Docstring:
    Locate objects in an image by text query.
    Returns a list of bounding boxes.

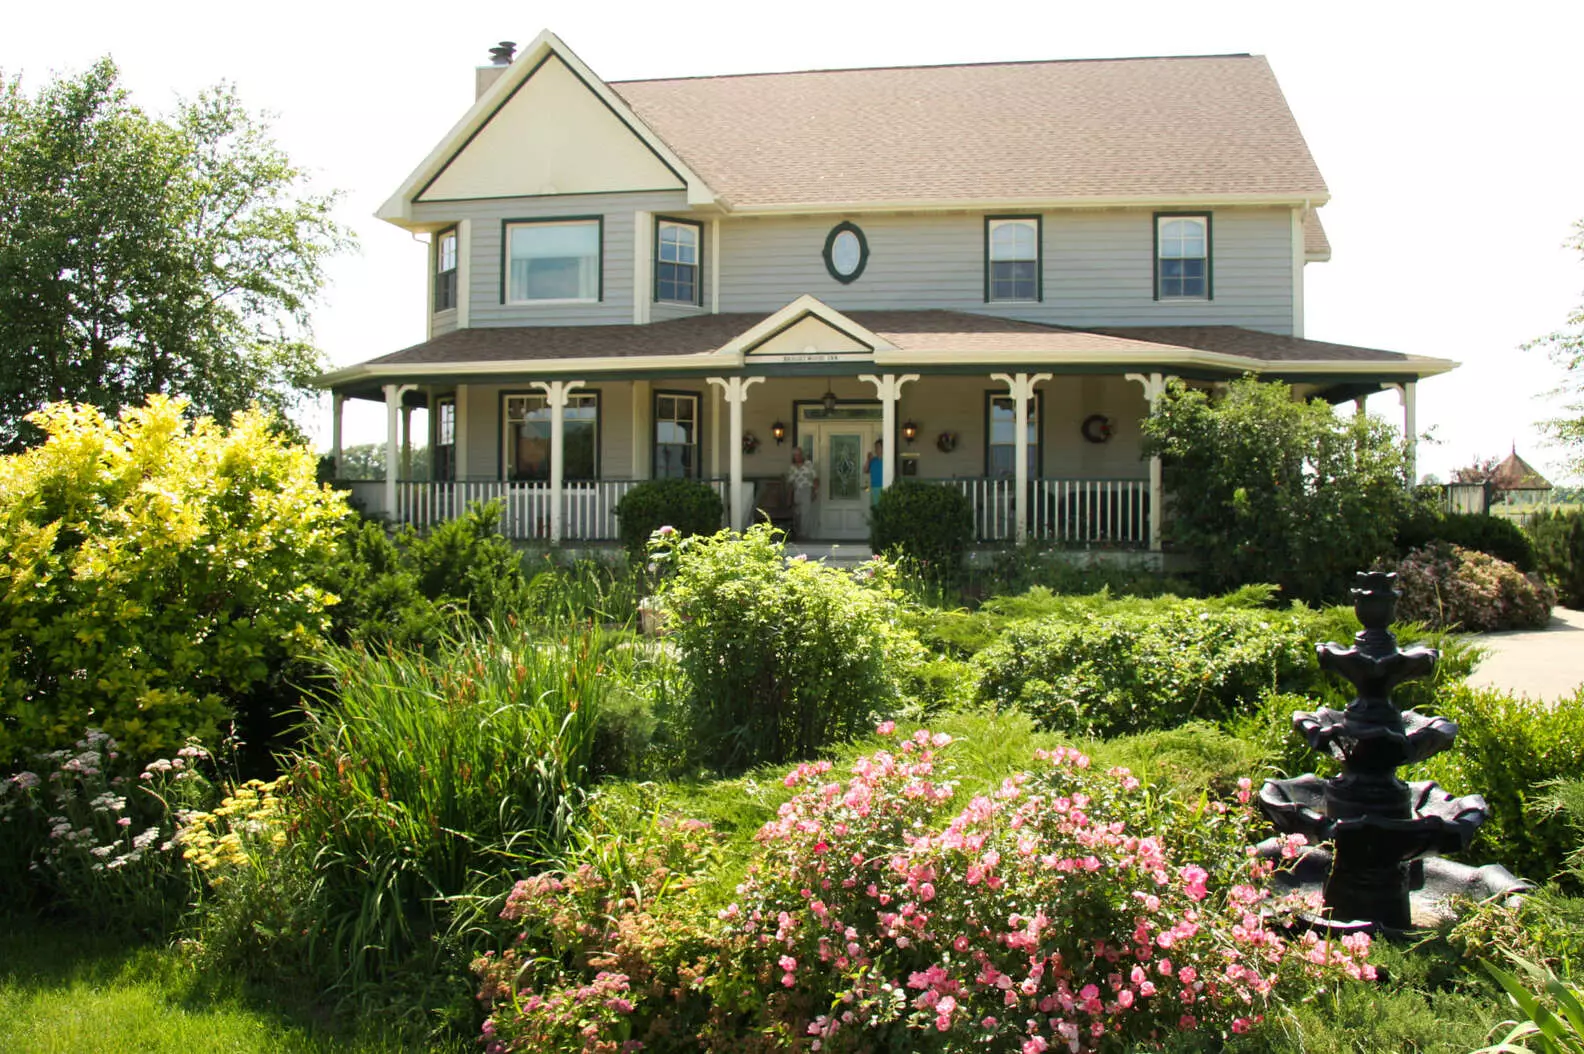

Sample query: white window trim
[654,218,702,306]
[986,216,1042,303]
[1155,214,1211,301]
[504,218,603,305]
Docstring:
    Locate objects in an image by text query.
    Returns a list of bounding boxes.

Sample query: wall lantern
[821,389,839,413]
[901,420,919,444]
[771,420,787,444]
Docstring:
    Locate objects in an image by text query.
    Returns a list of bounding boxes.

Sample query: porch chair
[752,477,797,536]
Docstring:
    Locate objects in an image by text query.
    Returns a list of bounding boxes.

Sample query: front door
[799,420,880,540]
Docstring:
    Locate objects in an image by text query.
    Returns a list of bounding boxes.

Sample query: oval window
[822,222,868,283]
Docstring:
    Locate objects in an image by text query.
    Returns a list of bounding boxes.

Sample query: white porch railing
[931,478,1151,545]
[342,479,732,542]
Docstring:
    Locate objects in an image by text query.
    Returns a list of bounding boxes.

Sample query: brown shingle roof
[1490,450,1552,492]
[362,313,1413,368]
[612,55,1329,209]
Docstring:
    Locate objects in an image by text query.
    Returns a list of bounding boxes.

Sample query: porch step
[785,542,874,567]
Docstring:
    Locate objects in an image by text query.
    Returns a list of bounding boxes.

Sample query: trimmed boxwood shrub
[869,480,975,577]
[1397,510,1535,571]
[613,479,723,558]
[1529,507,1584,607]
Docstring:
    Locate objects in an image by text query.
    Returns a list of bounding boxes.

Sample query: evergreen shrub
[613,479,723,558]
[869,480,975,577]
[1398,509,1536,571]
[1529,507,1584,607]
[653,524,925,772]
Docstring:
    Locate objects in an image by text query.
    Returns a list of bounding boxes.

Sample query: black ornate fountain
[1257,571,1527,932]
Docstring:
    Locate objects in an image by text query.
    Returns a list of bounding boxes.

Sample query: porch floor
[786,542,874,566]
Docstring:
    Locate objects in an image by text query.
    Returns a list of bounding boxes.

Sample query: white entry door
[799,421,880,540]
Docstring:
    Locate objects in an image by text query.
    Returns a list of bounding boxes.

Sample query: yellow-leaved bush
[0,396,351,763]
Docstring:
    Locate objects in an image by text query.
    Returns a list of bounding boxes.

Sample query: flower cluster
[177,778,288,882]
[722,728,1375,1052]
[1394,542,1554,631]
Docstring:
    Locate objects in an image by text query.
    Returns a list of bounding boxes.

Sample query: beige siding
[717,207,1295,334]
[411,190,692,327]
[431,308,458,339]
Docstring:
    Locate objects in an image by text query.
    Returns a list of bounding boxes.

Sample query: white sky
[5,0,1583,483]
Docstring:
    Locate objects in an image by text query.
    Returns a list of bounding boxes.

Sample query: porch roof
[319,310,1455,396]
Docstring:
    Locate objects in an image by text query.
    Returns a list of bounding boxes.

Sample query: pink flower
[876,721,896,735]
[1232,1017,1253,1034]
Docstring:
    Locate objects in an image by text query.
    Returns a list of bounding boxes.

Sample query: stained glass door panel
[828,433,862,500]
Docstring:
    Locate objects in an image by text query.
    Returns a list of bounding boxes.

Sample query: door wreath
[1080,414,1114,444]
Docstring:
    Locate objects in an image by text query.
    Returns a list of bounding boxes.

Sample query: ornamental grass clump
[724,728,1374,1052]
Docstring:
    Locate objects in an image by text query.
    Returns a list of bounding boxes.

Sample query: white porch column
[1126,372,1174,552]
[1390,381,1418,483]
[707,375,765,531]
[991,372,1052,544]
[859,373,920,487]
[531,379,587,543]
[381,383,415,519]
[330,394,345,478]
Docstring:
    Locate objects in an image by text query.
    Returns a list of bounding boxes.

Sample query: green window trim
[983,389,1045,478]
[652,388,702,480]
[653,216,704,307]
[822,221,870,284]
[1153,211,1213,301]
[434,227,458,313]
[497,388,602,481]
[499,215,605,305]
[984,215,1043,303]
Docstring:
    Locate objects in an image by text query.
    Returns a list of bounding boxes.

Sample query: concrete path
[1466,605,1584,702]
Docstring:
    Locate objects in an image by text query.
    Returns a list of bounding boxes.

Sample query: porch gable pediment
[719,295,898,364]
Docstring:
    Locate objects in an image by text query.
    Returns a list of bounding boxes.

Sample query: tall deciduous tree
[1528,219,1584,476]
[1142,377,1415,604]
[0,59,350,450]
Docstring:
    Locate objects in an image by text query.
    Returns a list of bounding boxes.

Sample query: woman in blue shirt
[865,438,884,507]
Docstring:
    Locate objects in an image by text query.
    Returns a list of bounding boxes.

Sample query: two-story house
[319,30,1455,551]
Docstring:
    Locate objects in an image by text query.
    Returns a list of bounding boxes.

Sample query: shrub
[1398,510,1536,571]
[653,524,926,773]
[285,625,608,984]
[722,732,1375,1052]
[1418,684,1584,887]
[614,479,723,558]
[1142,376,1414,604]
[0,397,349,765]
[1393,543,1554,631]
[974,604,1318,737]
[870,481,975,577]
[1530,508,1584,607]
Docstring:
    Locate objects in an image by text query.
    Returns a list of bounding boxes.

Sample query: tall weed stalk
[286,622,606,986]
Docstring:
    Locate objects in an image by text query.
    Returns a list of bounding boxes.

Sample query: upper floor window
[654,391,699,479]
[503,391,599,480]
[434,229,458,312]
[505,218,602,303]
[1155,213,1211,300]
[985,216,1041,302]
[823,221,869,284]
[655,218,701,305]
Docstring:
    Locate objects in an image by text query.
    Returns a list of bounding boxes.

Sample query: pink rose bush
[473,730,1376,1053]
[725,730,1374,1051]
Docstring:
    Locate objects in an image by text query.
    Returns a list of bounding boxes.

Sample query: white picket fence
[933,478,1150,544]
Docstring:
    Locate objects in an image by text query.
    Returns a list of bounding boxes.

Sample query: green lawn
[0,918,460,1054]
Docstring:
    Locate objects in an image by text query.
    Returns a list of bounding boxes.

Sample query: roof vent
[488,41,517,66]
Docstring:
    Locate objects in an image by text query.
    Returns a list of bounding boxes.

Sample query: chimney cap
[488,41,517,66]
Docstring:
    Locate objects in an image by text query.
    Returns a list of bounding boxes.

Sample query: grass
[0,917,463,1054]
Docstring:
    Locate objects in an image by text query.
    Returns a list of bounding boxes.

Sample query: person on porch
[865,438,884,507]
[786,447,819,540]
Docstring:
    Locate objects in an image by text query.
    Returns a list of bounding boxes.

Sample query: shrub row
[1529,507,1584,607]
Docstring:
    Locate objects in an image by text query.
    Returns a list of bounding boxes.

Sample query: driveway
[1465,605,1584,702]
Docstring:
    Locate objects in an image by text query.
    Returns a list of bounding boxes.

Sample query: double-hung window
[503,392,599,480]
[986,393,1041,478]
[655,218,701,305]
[434,229,458,312]
[505,218,602,302]
[1155,213,1211,299]
[986,216,1041,302]
[433,397,456,481]
[653,392,699,479]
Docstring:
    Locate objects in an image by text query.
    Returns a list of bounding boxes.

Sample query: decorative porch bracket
[990,372,1052,544]
[531,379,587,543]
[858,373,920,488]
[382,382,417,519]
[707,375,765,532]
[1387,381,1418,484]
[1125,371,1176,552]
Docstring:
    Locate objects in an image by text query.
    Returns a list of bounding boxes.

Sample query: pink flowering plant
[720,727,1376,1052]
[0,728,214,930]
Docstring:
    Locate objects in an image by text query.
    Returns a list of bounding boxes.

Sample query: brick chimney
[475,41,516,99]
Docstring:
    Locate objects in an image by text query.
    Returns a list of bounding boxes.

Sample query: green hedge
[613,479,723,558]
[1529,507,1584,607]
[1398,510,1535,571]
[869,480,975,576]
